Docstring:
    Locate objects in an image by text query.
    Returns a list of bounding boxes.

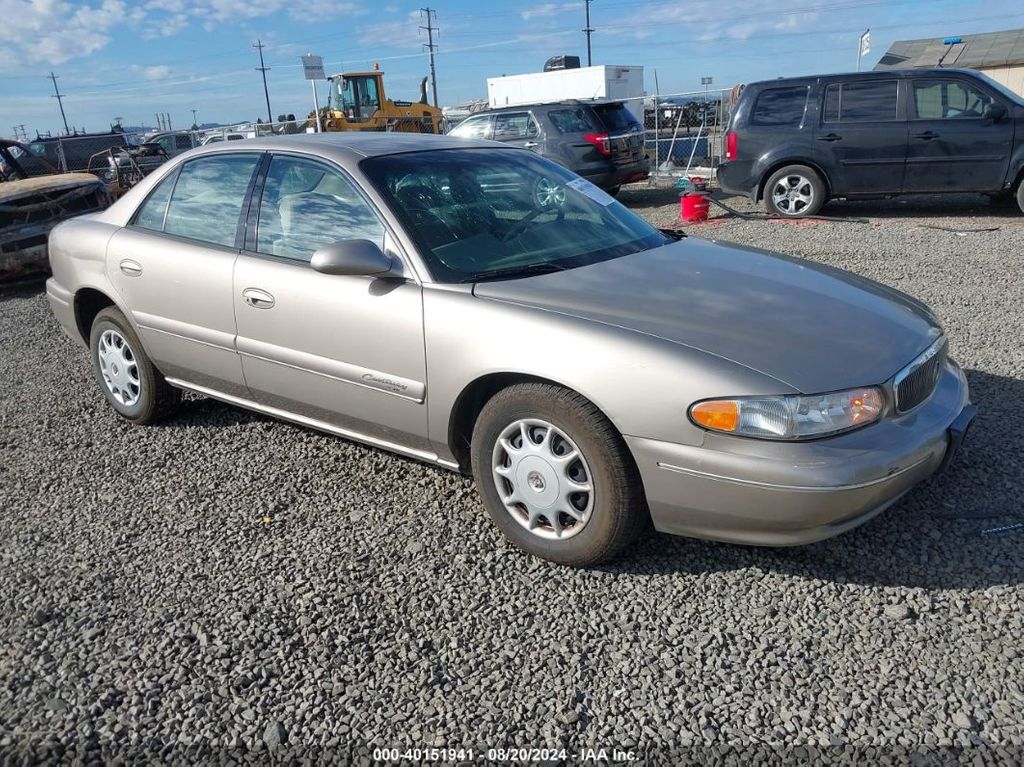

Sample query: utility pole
[583,0,594,66]
[419,8,439,107]
[49,72,70,135]
[253,39,273,123]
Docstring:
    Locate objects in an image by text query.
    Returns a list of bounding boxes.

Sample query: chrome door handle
[242,288,275,309]
[119,259,143,276]
[523,141,539,148]
[816,133,842,142]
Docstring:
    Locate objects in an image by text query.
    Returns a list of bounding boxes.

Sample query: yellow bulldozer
[309,67,443,134]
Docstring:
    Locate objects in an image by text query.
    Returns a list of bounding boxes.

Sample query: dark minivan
[449,100,649,194]
[717,68,1024,216]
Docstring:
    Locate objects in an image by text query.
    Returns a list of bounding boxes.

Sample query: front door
[904,76,1014,193]
[232,153,429,450]
[814,78,907,195]
[106,153,262,395]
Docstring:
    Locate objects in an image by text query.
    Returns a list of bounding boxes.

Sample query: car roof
[472,100,624,115]
[187,131,498,159]
[745,67,987,90]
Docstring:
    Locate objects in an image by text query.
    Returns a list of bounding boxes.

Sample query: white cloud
[521,2,582,20]
[143,65,172,80]
[0,0,133,69]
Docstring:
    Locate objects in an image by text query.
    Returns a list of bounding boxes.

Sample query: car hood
[473,237,941,394]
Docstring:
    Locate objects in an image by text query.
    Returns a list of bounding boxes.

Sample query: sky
[2,0,1024,137]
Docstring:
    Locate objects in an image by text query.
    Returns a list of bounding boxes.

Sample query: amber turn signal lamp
[690,400,739,432]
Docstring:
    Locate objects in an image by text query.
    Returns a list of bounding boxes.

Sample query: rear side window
[823,81,898,123]
[163,154,261,247]
[592,103,640,132]
[548,108,597,133]
[493,112,539,140]
[750,86,809,126]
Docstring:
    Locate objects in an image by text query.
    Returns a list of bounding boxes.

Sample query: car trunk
[592,102,644,168]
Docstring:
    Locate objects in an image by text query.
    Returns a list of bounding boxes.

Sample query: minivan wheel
[1016,180,1024,215]
[471,383,645,566]
[90,307,180,424]
[764,165,826,218]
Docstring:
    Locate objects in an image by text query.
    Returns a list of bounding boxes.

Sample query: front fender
[422,287,793,463]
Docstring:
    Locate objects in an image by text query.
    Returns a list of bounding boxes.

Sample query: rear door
[105,152,261,395]
[814,78,908,194]
[492,112,542,152]
[904,75,1014,192]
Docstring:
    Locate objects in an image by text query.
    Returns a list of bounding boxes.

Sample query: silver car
[46,134,975,566]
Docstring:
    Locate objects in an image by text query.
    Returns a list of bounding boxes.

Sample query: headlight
[689,387,883,440]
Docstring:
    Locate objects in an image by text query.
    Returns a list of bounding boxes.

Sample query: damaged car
[1,139,112,281]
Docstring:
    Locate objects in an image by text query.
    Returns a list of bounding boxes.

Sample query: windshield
[361,148,668,283]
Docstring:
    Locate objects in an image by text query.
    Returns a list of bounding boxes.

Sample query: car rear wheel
[90,307,180,424]
[471,383,645,566]
[764,165,826,218]
[1017,179,1024,215]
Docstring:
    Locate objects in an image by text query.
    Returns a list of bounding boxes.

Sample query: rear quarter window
[592,103,640,132]
[750,86,809,126]
[823,80,898,122]
[548,108,597,133]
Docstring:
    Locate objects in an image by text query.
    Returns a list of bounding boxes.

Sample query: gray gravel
[1,189,1023,761]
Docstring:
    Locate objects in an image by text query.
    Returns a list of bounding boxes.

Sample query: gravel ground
[1,189,1023,762]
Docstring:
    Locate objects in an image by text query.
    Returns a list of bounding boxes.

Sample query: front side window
[450,115,492,139]
[751,86,809,126]
[163,154,260,247]
[823,80,898,123]
[912,79,989,119]
[493,113,538,140]
[256,155,385,262]
[361,148,668,283]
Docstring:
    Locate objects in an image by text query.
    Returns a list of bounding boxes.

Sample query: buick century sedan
[46,134,975,565]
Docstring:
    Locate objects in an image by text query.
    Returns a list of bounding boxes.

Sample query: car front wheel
[90,307,180,424]
[764,164,826,218]
[471,383,645,566]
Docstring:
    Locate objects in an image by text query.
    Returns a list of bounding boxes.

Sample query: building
[874,28,1024,96]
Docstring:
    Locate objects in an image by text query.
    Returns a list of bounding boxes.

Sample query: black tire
[606,186,622,198]
[470,383,645,566]
[1017,179,1024,215]
[763,164,826,218]
[89,307,180,424]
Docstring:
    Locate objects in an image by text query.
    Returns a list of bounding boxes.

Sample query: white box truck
[487,65,645,122]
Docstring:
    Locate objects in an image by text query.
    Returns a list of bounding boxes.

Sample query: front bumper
[627,360,972,546]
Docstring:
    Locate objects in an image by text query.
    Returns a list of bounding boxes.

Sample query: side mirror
[310,239,394,276]
[983,101,1006,122]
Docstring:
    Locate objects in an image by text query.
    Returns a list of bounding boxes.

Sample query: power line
[49,72,70,135]
[420,8,439,107]
[253,39,272,123]
[583,0,594,66]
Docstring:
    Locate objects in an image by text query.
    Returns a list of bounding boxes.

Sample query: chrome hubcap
[97,329,141,407]
[771,174,814,215]
[491,418,593,540]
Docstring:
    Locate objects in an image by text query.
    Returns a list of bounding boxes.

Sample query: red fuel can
[681,192,710,222]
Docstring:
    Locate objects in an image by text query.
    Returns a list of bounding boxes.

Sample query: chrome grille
[894,337,947,414]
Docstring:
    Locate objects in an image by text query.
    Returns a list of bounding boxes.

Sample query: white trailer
[487,65,645,122]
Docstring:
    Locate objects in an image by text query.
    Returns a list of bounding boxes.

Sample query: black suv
[717,68,1024,216]
[449,101,649,193]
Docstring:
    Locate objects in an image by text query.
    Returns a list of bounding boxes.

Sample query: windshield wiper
[461,261,569,283]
